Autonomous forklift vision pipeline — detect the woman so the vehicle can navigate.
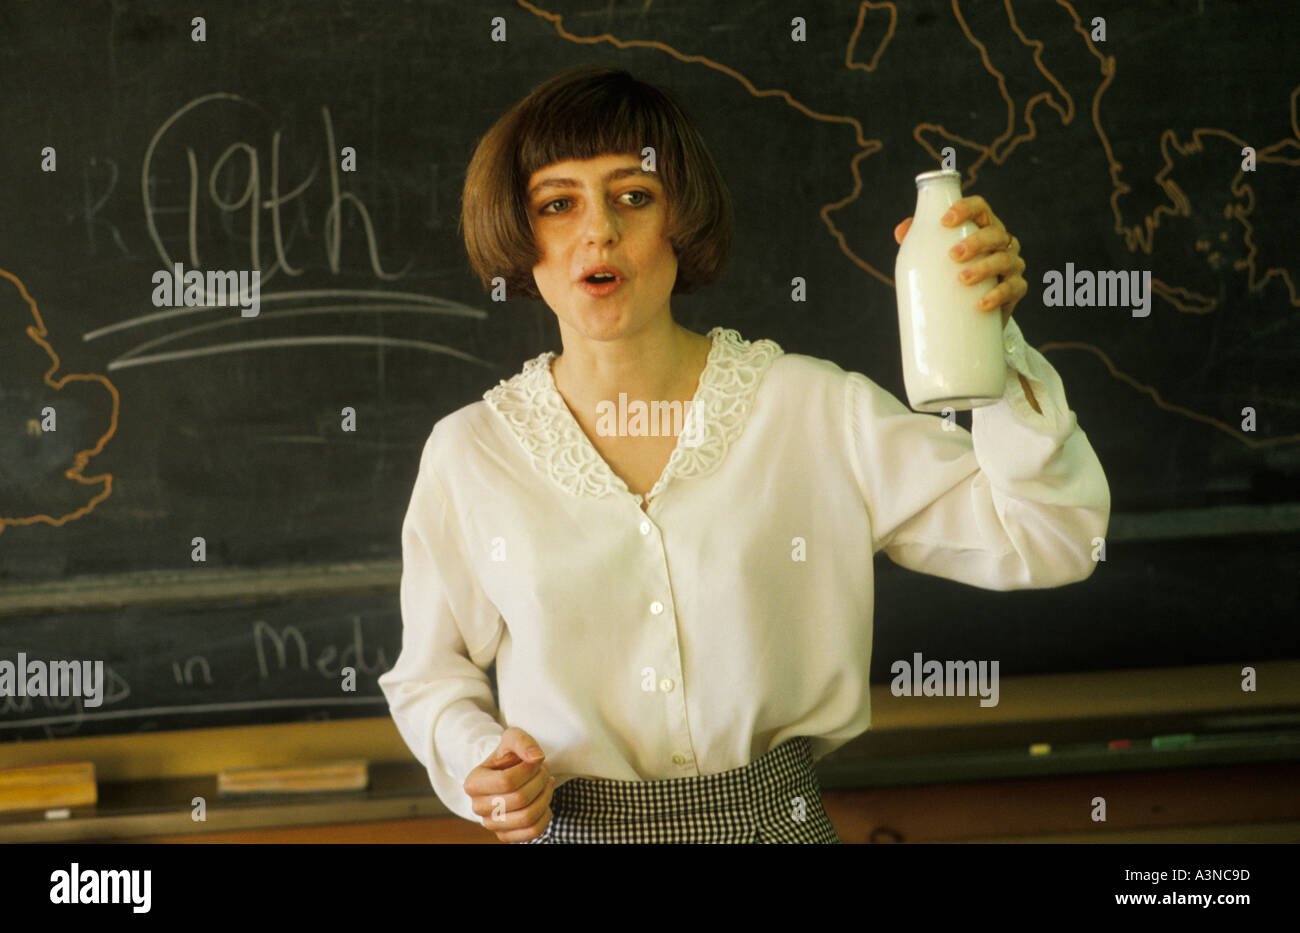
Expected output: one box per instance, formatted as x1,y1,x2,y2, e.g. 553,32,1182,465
378,65,1109,843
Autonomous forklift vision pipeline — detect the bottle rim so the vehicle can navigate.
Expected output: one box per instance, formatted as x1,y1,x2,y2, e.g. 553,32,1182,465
914,169,961,186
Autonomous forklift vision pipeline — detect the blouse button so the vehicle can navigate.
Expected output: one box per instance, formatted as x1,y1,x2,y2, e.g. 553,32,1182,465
1005,339,1015,354
639,521,651,535
659,678,674,692
671,753,686,766
650,601,664,615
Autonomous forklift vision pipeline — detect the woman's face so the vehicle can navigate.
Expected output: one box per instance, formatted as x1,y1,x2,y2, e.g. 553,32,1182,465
526,152,678,342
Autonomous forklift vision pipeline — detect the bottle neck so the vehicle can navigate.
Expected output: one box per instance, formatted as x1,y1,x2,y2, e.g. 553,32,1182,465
915,178,961,222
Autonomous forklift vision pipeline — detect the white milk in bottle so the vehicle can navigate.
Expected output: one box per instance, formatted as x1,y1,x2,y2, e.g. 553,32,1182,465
894,169,1005,411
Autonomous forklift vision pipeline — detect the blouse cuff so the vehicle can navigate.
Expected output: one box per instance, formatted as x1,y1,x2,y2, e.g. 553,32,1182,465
437,700,508,786
978,315,1071,442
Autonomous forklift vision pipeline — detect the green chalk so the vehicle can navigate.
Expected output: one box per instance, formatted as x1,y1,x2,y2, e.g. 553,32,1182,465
1152,733,1196,749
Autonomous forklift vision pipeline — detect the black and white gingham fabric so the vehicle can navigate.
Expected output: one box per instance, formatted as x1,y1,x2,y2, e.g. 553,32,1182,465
523,737,839,843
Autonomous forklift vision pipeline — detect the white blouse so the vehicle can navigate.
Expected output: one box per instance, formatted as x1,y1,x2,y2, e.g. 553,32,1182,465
378,320,1110,823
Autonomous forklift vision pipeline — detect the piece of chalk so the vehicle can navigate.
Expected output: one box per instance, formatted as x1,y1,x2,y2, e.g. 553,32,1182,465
44,808,71,820
218,759,368,795
1029,743,1051,756
1152,733,1195,749
1108,739,1132,750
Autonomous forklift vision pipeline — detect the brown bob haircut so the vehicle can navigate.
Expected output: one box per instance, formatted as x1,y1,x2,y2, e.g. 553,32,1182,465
460,64,733,300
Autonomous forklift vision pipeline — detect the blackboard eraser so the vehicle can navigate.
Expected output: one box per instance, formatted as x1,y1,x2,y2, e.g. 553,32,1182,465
217,759,369,796
0,761,97,814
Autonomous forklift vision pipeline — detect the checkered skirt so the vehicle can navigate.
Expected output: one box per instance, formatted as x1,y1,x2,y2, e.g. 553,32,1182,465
523,736,839,843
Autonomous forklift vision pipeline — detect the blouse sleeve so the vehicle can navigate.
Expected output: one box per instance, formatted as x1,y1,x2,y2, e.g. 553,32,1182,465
846,315,1111,590
378,434,506,823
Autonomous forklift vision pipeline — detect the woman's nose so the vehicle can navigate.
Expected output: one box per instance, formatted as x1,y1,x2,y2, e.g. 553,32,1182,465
583,200,620,243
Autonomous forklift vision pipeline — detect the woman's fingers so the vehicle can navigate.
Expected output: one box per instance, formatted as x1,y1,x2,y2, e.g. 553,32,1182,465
957,248,1018,285
942,195,994,228
476,762,551,822
950,222,1009,261
468,759,549,808
488,776,557,842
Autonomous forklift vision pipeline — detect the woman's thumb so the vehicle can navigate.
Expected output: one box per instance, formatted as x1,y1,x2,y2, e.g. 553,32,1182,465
498,728,545,763
488,732,546,769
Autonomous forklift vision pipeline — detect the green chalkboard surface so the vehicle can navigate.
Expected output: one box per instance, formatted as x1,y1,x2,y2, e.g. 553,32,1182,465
1,0,1297,741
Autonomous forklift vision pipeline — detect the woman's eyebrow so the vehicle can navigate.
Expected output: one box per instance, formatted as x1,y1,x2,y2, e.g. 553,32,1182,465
528,166,658,198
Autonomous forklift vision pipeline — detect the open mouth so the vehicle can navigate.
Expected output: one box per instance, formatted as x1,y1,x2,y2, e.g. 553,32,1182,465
578,270,623,295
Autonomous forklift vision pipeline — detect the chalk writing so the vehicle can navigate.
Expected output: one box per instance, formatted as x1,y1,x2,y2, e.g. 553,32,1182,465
253,615,388,680
141,93,410,291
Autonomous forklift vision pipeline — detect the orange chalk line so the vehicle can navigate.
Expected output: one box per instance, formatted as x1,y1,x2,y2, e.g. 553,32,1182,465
0,268,120,535
899,0,1089,212
520,0,1299,445
844,1,895,75
915,2,1297,315
908,1,1299,337
1060,2,1300,313
1037,341,1299,449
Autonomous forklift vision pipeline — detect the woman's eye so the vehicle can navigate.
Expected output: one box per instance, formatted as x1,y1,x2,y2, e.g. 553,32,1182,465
539,191,650,215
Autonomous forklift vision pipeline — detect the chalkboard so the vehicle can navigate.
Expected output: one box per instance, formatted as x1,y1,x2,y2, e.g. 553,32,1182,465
2,0,1297,742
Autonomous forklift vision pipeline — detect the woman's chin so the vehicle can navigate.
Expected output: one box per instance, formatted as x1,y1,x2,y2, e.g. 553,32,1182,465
556,305,634,338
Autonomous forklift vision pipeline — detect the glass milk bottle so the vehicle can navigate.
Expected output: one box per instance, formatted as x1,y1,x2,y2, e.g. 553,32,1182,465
894,169,1006,411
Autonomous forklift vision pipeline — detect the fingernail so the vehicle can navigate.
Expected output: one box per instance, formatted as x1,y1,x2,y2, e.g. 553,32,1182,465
950,245,964,259
942,210,956,223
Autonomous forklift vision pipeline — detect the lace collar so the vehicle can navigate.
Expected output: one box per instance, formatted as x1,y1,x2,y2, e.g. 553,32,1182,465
482,327,784,505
